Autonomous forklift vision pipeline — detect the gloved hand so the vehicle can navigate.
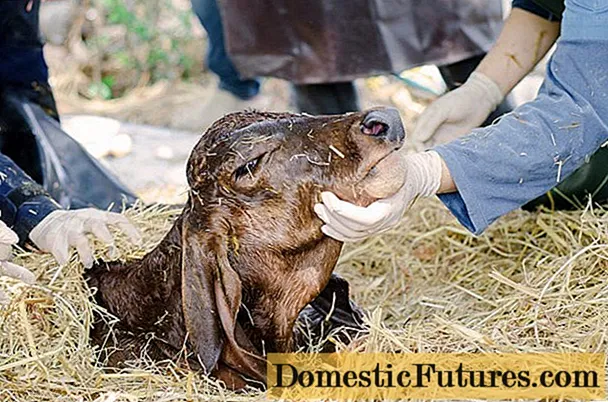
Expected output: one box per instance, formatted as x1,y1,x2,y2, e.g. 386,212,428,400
29,208,142,269
412,72,503,148
314,151,443,242
0,221,35,305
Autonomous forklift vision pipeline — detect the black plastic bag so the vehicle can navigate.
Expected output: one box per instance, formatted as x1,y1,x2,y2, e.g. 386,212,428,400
0,89,137,212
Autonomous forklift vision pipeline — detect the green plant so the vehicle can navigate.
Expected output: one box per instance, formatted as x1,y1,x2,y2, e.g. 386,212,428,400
86,0,201,98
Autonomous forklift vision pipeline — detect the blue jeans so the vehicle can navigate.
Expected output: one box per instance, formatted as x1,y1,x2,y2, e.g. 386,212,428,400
190,0,260,100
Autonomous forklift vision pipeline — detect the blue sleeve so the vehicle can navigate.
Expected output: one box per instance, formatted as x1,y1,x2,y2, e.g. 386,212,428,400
434,0,608,235
0,154,61,244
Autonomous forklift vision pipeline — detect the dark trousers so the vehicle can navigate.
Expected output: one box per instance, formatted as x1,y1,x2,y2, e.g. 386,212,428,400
0,0,58,119
190,0,260,100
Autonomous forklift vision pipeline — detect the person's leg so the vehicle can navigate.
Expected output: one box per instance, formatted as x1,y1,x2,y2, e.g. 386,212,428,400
438,54,515,127
291,82,360,115
190,0,259,100
0,0,59,120
0,0,56,182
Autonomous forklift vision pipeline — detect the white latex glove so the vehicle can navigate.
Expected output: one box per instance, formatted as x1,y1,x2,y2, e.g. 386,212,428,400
0,221,35,305
29,208,142,269
314,151,443,242
412,72,503,148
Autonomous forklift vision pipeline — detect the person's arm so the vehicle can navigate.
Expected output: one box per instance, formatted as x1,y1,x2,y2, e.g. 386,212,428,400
435,1,608,233
316,0,608,241
0,153,141,267
476,7,560,96
0,153,62,245
412,6,560,146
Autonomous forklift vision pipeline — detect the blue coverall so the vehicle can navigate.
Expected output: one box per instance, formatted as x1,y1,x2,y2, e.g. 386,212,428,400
436,0,608,234
0,156,61,245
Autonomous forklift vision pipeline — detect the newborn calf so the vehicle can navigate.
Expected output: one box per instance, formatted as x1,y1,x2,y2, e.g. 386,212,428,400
86,108,406,389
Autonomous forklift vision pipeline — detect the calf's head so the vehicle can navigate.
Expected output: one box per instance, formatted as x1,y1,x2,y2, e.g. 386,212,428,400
90,108,405,388
181,108,404,379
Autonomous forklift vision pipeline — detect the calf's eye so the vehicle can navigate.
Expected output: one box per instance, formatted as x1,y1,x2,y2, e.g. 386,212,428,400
234,153,265,180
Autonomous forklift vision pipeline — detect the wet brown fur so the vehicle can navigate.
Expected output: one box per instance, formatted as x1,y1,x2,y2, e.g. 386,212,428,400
86,109,402,389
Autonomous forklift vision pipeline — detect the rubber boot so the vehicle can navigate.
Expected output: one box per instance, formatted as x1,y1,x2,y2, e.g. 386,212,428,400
523,147,608,211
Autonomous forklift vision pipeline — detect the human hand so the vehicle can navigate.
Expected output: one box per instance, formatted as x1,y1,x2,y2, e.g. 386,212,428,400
314,151,443,242
29,208,142,268
412,72,503,148
0,221,34,305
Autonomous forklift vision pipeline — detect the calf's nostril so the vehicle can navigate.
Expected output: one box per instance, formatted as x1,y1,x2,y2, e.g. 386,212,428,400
361,120,388,136
361,108,405,143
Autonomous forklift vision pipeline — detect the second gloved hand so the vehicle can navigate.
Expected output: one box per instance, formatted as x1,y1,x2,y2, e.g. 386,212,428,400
412,72,504,148
0,221,35,305
314,151,443,242
29,208,142,269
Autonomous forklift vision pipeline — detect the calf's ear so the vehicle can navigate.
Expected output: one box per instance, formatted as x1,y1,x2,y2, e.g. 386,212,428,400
180,212,265,383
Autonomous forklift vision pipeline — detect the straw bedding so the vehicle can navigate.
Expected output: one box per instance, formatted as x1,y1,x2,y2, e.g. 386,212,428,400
1,199,607,401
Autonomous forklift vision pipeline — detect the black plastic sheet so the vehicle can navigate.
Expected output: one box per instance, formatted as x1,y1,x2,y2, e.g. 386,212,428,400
0,90,137,212
218,0,504,84
295,274,366,352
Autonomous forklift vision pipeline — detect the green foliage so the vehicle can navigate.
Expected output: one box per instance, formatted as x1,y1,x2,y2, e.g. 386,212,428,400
87,0,200,98
87,80,113,99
